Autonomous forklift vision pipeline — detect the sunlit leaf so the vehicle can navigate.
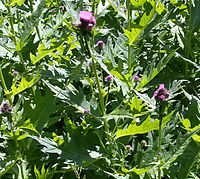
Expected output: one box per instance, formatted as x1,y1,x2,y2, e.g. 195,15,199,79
115,111,175,139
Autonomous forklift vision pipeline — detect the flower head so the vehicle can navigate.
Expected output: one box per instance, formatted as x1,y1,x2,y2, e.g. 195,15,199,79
90,16,96,25
0,101,12,114
96,40,104,49
13,70,19,76
60,6,65,11
125,145,132,150
79,11,93,23
133,75,140,82
0,106,5,113
3,102,8,108
141,140,147,146
78,11,96,30
154,84,169,101
50,9,56,12
105,75,113,83
7,106,12,112
83,109,89,116
87,23,94,30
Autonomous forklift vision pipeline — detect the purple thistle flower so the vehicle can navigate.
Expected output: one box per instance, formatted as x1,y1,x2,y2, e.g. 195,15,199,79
105,75,113,83
79,11,93,24
3,102,8,108
50,9,56,12
96,40,104,49
158,95,165,101
88,62,92,67
133,75,140,82
60,6,65,11
87,23,93,29
154,84,169,101
7,106,12,112
78,11,96,30
141,140,147,146
125,145,132,150
13,70,19,76
165,90,170,98
0,106,5,113
90,16,96,25
83,109,89,116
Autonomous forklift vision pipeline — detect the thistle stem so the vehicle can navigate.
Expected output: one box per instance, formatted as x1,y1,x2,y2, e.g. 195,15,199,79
84,35,113,156
6,2,26,70
127,0,131,72
29,0,42,40
158,107,163,179
0,67,12,105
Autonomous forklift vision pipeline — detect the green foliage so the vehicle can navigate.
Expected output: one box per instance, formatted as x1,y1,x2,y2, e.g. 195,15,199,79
115,111,175,139
0,0,199,178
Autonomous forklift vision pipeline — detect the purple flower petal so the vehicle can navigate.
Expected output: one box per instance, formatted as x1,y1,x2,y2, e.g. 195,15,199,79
105,75,113,83
90,16,96,25
87,23,93,29
133,75,140,82
158,95,165,101
83,109,89,116
79,11,93,23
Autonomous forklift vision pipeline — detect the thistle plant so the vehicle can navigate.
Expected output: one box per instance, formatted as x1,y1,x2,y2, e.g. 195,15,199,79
154,84,170,179
0,0,199,178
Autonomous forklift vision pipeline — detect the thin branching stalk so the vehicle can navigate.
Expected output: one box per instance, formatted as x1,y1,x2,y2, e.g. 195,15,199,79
29,0,42,40
6,3,17,45
92,0,96,14
6,2,26,70
0,67,12,105
158,106,163,179
185,0,192,75
84,35,113,156
127,0,131,72
105,83,111,108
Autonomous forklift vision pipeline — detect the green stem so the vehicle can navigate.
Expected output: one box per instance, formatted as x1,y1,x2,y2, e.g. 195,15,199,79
185,0,192,75
84,35,113,156
29,0,42,40
20,159,25,179
0,67,8,92
92,0,96,14
158,111,163,179
6,4,17,45
105,84,110,108
127,0,131,72
84,35,105,115
6,3,26,70
0,67,12,105
91,59,105,116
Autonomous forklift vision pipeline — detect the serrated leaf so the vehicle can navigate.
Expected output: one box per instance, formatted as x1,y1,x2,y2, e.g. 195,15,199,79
18,119,40,136
130,0,147,7
178,114,200,142
18,0,45,47
156,0,166,14
122,166,151,175
162,129,200,170
124,0,156,46
10,0,25,6
114,111,174,139
139,51,175,88
29,136,62,155
31,34,69,64
4,74,39,98
24,88,62,132
166,140,200,179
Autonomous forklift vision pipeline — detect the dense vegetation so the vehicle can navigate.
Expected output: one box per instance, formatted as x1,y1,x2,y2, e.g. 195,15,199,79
0,0,200,178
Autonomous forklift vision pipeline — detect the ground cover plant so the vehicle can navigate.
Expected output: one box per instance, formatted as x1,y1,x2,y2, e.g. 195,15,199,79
0,0,200,178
